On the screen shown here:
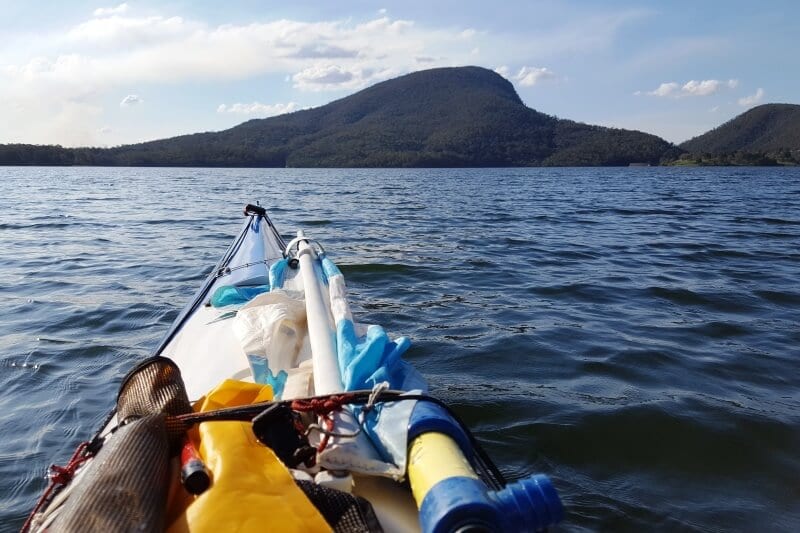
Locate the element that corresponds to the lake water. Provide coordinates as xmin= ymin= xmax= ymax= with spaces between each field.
xmin=1 ymin=166 xmax=799 ymax=531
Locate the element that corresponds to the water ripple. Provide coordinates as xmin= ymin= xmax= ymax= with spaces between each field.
xmin=1 ymin=166 xmax=799 ymax=531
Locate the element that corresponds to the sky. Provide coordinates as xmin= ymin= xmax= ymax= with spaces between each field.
xmin=0 ymin=0 xmax=797 ymax=147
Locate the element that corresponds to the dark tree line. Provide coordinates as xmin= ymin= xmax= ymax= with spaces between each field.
xmin=2 ymin=67 xmax=689 ymax=168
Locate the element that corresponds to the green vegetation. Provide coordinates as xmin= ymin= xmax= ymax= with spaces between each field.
xmin=0 ymin=67 xmax=677 ymax=168
xmin=0 ymin=144 xmax=79 ymax=165
xmin=666 ymin=151 xmax=798 ymax=167
xmin=673 ymin=103 xmax=800 ymax=165
xmin=2 ymin=70 xmax=798 ymax=168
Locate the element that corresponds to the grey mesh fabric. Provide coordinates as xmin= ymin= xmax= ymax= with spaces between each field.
xmin=48 ymin=415 xmax=171 ymax=532
xmin=116 ymin=355 xmax=193 ymax=452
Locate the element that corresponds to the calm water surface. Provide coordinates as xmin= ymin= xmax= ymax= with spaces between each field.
xmin=1 ymin=167 xmax=799 ymax=531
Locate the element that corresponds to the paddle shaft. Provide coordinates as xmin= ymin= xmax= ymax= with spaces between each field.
xmin=296 ymin=230 xmax=343 ymax=395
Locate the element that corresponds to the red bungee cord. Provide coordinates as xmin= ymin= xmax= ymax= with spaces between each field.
xmin=22 ymin=441 xmax=92 ymax=532
xmin=291 ymin=393 xmax=356 ymax=452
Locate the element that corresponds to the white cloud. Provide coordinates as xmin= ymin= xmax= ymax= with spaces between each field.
xmin=494 ymin=65 xmax=511 ymax=78
xmin=637 ymin=79 xmax=738 ymax=98
xmin=12 ymin=14 xmax=442 ymax=94
xmin=515 ymin=66 xmax=555 ymax=87
xmin=357 ymin=16 xmax=414 ymax=33
xmin=120 ymin=94 xmax=142 ymax=106
xmin=7 ymin=8 xmax=640 ymax=94
xmin=68 ymin=15 xmax=195 ymax=48
xmin=647 ymin=82 xmax=679 ymax=97
xmin=293 ymin=65 xmax=355 ymax=88
xmin=495 ymin=65 xmax=556 ymax=87
xmin=292 ymin=65 xmax=394 ymax=91
xmin=738 ymin=88 xmax=764 ymax=107
xmin=290 ymin=44 xmax=359 ymax=59
xmin=709 ymin=105 xmax=719 ymax=112
xmin=93 ymin=3 xmax=128 ymax=17
xmin=217 ymin=101 xmax=300 ymax=117
xmin=681 ymin=79 xmax=721 ymax=96
xmin=0 ymin=5 xmax=647 ymax=145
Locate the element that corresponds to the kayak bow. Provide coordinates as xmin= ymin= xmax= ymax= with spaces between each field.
xmin=25 ymin=204 xmax=563 ymax=533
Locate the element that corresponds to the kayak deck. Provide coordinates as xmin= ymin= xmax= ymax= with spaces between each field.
xmin=25 ymin=205 xmax=563 ymax=533
xmin=158 ymin=209 xmax=421 ymax=531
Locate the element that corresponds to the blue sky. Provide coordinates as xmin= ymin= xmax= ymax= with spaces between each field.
xmin=1 ymin=0 xmax=797 ymax=146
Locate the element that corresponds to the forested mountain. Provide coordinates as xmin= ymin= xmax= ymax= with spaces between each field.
xmin=0 ymin=66 xmax=678 ymax=167
xmin=679 ymin=104 xmax=800 ymax=164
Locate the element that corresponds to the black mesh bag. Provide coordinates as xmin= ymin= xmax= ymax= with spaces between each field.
xmin=296 ymin=479 xmax=384 ymax=533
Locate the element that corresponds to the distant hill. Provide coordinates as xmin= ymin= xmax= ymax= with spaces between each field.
xmin=0 ymin=66 xmax=678 ymax=167
xmin=681 ymin=104 xmax=800 ymax=156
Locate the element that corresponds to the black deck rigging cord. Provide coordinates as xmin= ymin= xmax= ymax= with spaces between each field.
xmin=172 ymin=389 xmax=507 ymax=489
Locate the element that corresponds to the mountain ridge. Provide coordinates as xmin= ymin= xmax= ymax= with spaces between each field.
xmin=0 ymin=66 xmax=677 ymax=167
xmin=680 ymin=103 xmax=800 ymax=155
